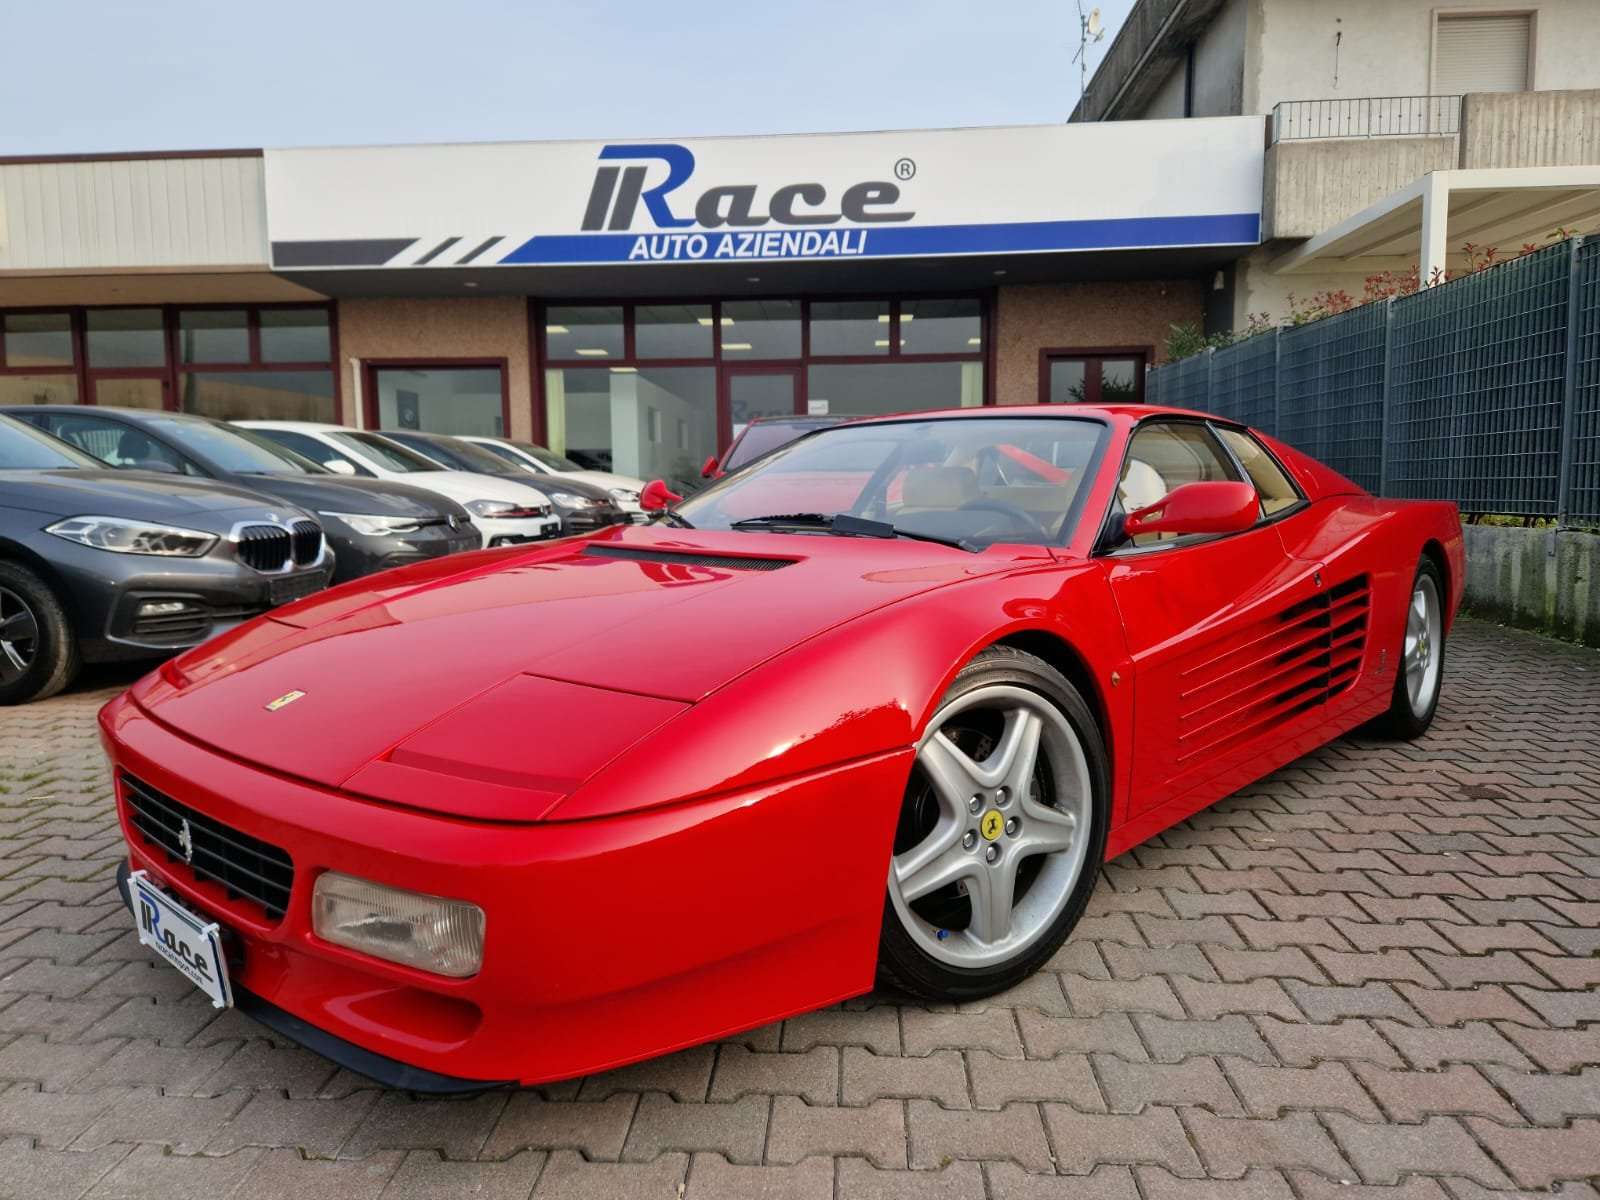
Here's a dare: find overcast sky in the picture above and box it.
[1,0,1137,155]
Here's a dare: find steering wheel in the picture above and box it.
[957,498,1050,540]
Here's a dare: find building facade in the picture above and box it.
[0,121,1257,488]
[1073,0,1600,328]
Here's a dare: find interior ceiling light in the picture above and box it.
[575,348,609,357]
[546,325,570,335]
[722,342,753,351]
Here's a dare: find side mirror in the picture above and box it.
[324,459,358,476]
[639,479,684,512]
[1123,480,1258,539]
[701,454,720,480]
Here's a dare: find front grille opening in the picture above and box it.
[235,525,292,572]
[289,520,322,566]
[121,772,294,922]
[583,544,794,571]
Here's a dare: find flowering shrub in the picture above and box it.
[1162,227,1588,361]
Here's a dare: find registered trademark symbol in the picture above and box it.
[893,157,916,181]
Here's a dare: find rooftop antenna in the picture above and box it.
[1072,3,1105,100]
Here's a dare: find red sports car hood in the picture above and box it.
[132,527,1033,817]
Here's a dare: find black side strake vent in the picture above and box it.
[583,544,794,571]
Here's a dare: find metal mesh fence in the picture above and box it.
[1278,304,1388,494]
[1387,241,1569,515]
[1164,352,1211,411]
[1209,329,1280,435]
[1570,239,1600,524]
[1143,236,1592,524]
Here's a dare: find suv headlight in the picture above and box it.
[312,872,485,978]
[318,511,422,536]
[46,516,217,557]
[547,491,606,509]
[608,487,640,505]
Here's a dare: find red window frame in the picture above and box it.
[1039,346,1150,406]
[361,358,513,438]
[532,294,993,451]
[0,302,339,414]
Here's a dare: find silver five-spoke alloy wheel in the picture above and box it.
[889,684,1092,968]
[1403,572,1442,717]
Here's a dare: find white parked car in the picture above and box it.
[237,422,562,549]
[459,436,646,518]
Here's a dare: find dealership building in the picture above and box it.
[0,119,1265,490]
[3,0,1597,492]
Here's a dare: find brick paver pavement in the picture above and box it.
[1,617,1597,1199]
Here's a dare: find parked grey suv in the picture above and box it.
[0,415,331,705]
[8,407,481,584]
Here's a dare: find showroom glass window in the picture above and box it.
[178,307,337,421]
[540,297,986,490]
[0,304,337,418]
[1044,350,1146,404]
[370,365,507,437]
[0,312,80,405]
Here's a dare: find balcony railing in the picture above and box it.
[1271,95,1462,143]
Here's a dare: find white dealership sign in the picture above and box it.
[264,119,1264,270]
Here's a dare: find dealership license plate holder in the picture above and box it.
[129,870,234,1008]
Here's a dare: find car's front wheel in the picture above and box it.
[0,562,79,706]
[877,646,1108,1001]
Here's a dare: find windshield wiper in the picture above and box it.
[651,508,695,529]
[729,512,975,552]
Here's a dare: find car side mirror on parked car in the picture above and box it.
[324,459,358,476]
[639,479,684,512]
[701,455,719,479]
[1122,480,1259,539]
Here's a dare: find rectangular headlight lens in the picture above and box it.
[311,872,484,978]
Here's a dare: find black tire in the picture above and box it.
[1371,556,1446,740]
[0,561,80,706]
[876,645,1109,1001]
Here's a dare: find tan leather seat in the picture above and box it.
[1118,459,1168,512]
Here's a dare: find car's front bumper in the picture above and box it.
[323,522,481,584]
[42,536,332,663]
[473,513,563,548]
[100,691,906,1086]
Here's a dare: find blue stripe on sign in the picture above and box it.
[498,213,1261,265]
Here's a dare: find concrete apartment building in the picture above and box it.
[1073,0,1600,326]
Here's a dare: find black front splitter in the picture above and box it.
[115,859,513,1095]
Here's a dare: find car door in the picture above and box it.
[1098,418,1329,822]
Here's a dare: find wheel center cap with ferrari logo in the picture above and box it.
[979,809,1005,841]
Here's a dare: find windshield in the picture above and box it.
[397,434,522,474]
[511,441,581,472]
[330,431,443,472]
[0,415,101,470]
[678,417,1106,548]
[725,420,836,472]
[152,417,322,475]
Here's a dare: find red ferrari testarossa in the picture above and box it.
[104,405,1461,1090]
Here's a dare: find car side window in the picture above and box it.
[43,415,196,475]
[1115,421,1244,548]
[259,430,373,477]
[1216,427,1302,517]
